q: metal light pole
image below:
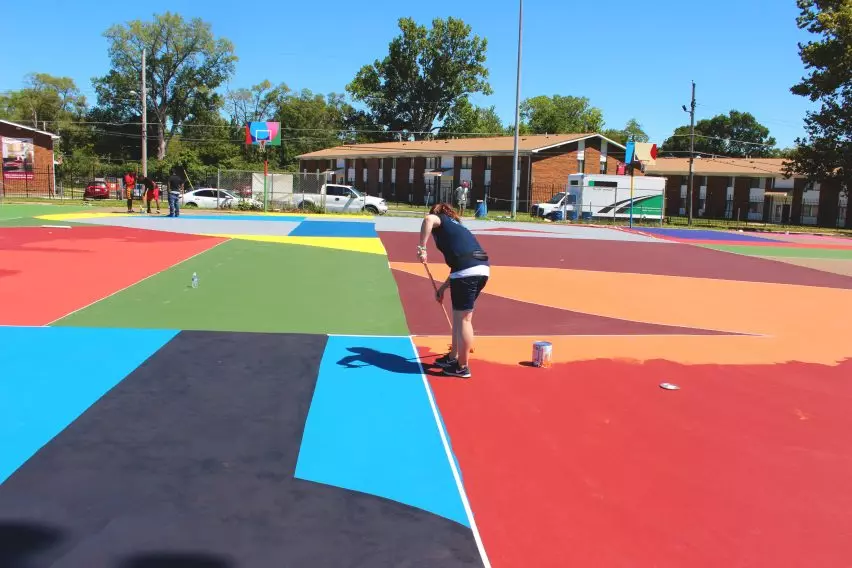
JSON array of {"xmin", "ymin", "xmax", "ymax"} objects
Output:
[
  {"xmin": 510, "ymin": 0, "xmax": 523, "ymax": 218},
  {"xmin": 141, "ymin": 48, "xmax": 147, "ymax": 178},
  {"xmin": 684, "ymin": 81, "xmax": 696, "ymax": 225}
]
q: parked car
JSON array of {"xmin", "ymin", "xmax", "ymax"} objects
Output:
[
  {"xmin": 180, "ymin": 188, "xmax": 262, "ymax": 210},
  {"xmin": 84, "ymin": 180, "xmax": 111, "ymax": 200},
  {"xmin": 295, "ymin": 184, "xmax": 388, "ymax": 214}
]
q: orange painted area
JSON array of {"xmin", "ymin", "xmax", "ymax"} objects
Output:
[
  {"xmin": 393, "ymin": 262, "xmax": 852, "ymax": 337},
  {"xmin": 397, "ymin": 261, "xmax": 852, "ymax": 367}
]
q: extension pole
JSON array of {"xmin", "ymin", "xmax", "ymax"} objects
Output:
[
  {"xmin": 263, "ymin": 158, "xmax": 269, "ymax": 212},
  {"xmin": 629, "ymin": 163, "xmax": 635, "ymax": 229}
]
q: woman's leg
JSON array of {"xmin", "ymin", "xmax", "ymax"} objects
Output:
[{"xmin": 456, "ymin": 310, "xmax": 475, "ymax": 368}]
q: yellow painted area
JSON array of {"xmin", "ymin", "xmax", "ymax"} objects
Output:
[
  {"xmin": 36, "ymin": 212, "xmax": 134, "ymax": 221},
  {"xmin": 210, "ymin": 234, "xmax": 386, "ymax": 255}
]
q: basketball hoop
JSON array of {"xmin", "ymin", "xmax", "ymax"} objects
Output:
[{"xmin": 258, "ymin": 140, "xmax": 267, "ymax": 153}]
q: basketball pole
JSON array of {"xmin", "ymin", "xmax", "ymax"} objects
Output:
[{"xmin": 263, "ymin": 147, "xmax": 268, "ymax": 213}]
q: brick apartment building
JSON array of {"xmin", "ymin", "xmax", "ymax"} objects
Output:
[
  {"xmin": 646, "ymin": 157, "xmax": 849, "ymax": 228},
  {"xmin": 0, "ymin": 120, "xmax": 60, "ymax": 197},
  {"xmin": 297, "ymin": 133, "xmax": 626, "ymax": 210}
]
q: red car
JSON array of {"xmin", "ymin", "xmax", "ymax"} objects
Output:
[{"xmin": 84, "ymin": 180, "xmax": 111, "ymax": 200}]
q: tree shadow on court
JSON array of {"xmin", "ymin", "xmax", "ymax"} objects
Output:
[
  {"xmin": 117, "ymin": 552, "xmax": 235, "ymax": 568},
  {"xmin": 336, "ymin": 347, "xmax": 424, "ymax": 375},
  {"xmin": 0, "ymin": 521, "xmax": 64, "ymax": 568}
]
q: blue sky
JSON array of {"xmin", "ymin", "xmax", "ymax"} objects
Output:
[{"xmin": 3, "ymin": 0, "xmax": 814, "ymax": 147}]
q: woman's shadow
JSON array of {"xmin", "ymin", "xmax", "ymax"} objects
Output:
[{"xmin": 336, "ymin": 347, "xmax": 435, "ymax": 375}]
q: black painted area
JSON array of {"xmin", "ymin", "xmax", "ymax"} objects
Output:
[{"xmin": 0, "ymin": 331, "xmax": 481, "ymax": 568}]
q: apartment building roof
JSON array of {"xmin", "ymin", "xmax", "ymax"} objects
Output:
[
  {"xmin": 297, "ymin": 133, "xmax": 625, "ymax": 159},
  {"xmin": 646, "ymin": 157, "xmax": 797, "ymax": 177}
]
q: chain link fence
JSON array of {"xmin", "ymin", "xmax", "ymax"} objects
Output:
[{"xmin": 201, "ymin": 170, "xmax": 329, "ymax": 212}]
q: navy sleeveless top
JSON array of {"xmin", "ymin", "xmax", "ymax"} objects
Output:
[{"xmin": 432, "ymin": 214, "xmax": 489, "ymax": 272}]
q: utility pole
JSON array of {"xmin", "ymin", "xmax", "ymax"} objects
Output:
[
  {"xmin": 141, "ymin": 48, "xmax": 148, "ymax": 178},
  {"xmin": 510, "ymin": 0, "xmax": 523, "ymax": 218},
  {"xmin": 685, "ymin": 81, "xmax": 696, "ymax": 225}
]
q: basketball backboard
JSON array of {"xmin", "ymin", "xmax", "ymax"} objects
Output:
[{"xmin": 245, "ymin": 122, "xmax": 282, "ymax": 147}]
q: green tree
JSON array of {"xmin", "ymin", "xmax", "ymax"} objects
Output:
[
  {"xmin": 274, "ymin": 90, "xmax": 357, "ymax": 169},
  {"xmin": 438, "ymin": 98, "xmax": 503, "ymax": 137},
  {"xmin": 519, "ymin": 95, "xmax": 604, "ymax": 134},
  {"xmin": 347, "ymin": 17, "xmax": 492, "ymax": 139},
  {"xmin": 660, "ymin": 110, "xmax": 777, "ymax": 158},
  {"xmin": 0, "ymin": 74, "xmax": 92, "ymax": 166},
  {"xmin": 603, "ymin": 118, "xmax": 649, "ymax": 145},
  {"xmin": 93, "ymin": 12, "xmax": 237, "ymax": 160},
  {"xmin": 786, "ymin": 0, "xmax": 852, "ymax": 197}
]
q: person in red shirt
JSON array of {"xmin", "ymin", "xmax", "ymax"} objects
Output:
[
  {"xmin": 141, "ymin": 175, "xmax": 160, "ymax": 214},
  {"xmin": 123, "ymin": 171, "xmax": 136, "ymax": 213}
]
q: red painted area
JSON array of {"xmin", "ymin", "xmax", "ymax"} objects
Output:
[
  {"xmin": 425, "ymin": 350, "xmax": 852, "ymax": 568},
  {"xmin": 0, "ymin": 226, "xmax": 225, "ymax": 325},
  {"xmin": 393, "ymin": 269, "xmax": 726, "ymax": 336},
  {"xmin": 380, "ymin": 231, "xmax": 852, "ymax": 289}
]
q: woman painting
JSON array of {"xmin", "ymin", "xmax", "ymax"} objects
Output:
[{"xmin": 417, "ymin": 203, "xmax": 490, "ymax": 378}]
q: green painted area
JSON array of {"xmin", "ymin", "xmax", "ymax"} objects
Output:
[
  {"xmin": 704, "ymin": 244, "xmax": 852, "ymax": 260},
  {"xmin": 0, "ymin": 203, "xmax": 88, "ymax": 226},
  {"xmin": 54, "ymin": 238, "xmax": 410, "ymax": 335}
]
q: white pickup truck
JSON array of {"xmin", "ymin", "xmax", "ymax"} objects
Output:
[{"xmin": 293, "ymin": 184, "xmax": 388, "ymax": 215}]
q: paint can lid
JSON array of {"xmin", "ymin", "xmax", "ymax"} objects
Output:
[{"xmin": 660, "ymin": 383, "xmax": 680, "ymax": 390}]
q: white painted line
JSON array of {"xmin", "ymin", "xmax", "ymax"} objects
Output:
[
  {"xmin": 0, "ymin": 217, "xmax": 23, "ymax": 222},
  {"xmin": 46, "ymin": 239, "xmax": 230, "ymax": 325},
  {"xmin": 408, "ymin": 336, "xmax": 491, "ymax": 568},
  {"xmin": 41, "ymin": 224, "xmax": 73, "ymax": 229}
]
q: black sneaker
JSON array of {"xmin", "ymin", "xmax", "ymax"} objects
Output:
[
  {"xmin": 442, "ymin": 363, "xmax": 471, "ymax": 379},
  {"xmin": 434, "ymin": 354, "xmax": 458, "ymax": 368}
]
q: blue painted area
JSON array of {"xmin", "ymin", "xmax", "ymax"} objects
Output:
[
  {"xmin": 0, "ymin": 326, "xmax": 178, "ymax": 484},
  {"xmin": 637, "ymin": 227, "xmax": 780, "ymax": 243},
  {"xmin": 161, "ymin": 215, "xmax": 306, "ymax": 222},
  {"xmin": 295, "ymin": 336, "xmax": 468, "ymax": 526},
  {"xmin": 289, "ymin": 220, "xmax": 377, "ymax": 238}
]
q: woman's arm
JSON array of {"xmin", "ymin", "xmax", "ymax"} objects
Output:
[{"xmin": 417, "ymin": 214, "xmax": 442, "ymax": 263}]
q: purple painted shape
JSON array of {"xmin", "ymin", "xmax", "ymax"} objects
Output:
[{"xmin": 635, "ymin": 228, "xmax": 781, "ymax": 243}]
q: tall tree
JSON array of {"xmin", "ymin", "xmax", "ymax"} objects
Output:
[
  {"xmin": 603, "ymin": 118, "xmax": 649, "ymax": 145},
  {"xmin": 519, "ymin": 95, "xmax": 604, "ymax": 134},
  {"xmin": 786, "ymin": 0, "xmax": 852, "ymax": 197},
  {"xmin": 660, "ymin": 110, "xmax": 777, "ymax": 157},
  {"xmin": 93, "ymin": 12, "xmax": 237, "ymax": 159},
  {"xmin": 0, "ymin": 73, "xmax": 87, "ymax": 127},
  {"xmin": 438, "ymin": 98, "xmax": 503, "ymax": 138},
  {"xmin": 226, "ymin": 80, "xmax": 289, "ymax": 125},
  {"xmin": 347, "ymin": 17, "xmax": 491, "ymax": 139}
]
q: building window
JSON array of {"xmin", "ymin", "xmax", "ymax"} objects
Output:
[
  {"xmin": 599, "ymin": 161, "xmax": 607, "ymax": 174},
  {"xmin": 329, "ymin": 159, "xmax": 335, "ymax": 170},
  {"xmin": 750, "ymin": 177, "xmax": 762, "ymax": 188},
  {"xmin": 485, "ymin": 157, "xmax": 492, "ymax": 170},
  {"xmin": 577, "ymin": 159, "xmax": 585, "ymax": 173},
  {"xmin": 461, "ymin": 156, "xmax": 472, "ymax": 169},
  {"xmin": 392, "ymin": 157, "xmax": 397, "ymax": 169},
  {"xmin": 729, "ymin": 176, "xmax": 735, "ymax": 187},
  {"xmin": 378, "ymin": 158, "xmax": 384, "ymax": 170},
  {"xmin": 426, "ymin": 157, "xmax": 440, "ymax": 170}
]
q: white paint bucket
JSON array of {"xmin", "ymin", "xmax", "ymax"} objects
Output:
[{"xmin": 532, "ymin": 341, "xmax": 553, "ymax": 368}]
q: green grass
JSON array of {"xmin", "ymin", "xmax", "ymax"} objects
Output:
[
  {"xmin": 53, "ymin": 238, "xmax": 410, "ymax": 335},
  {"xmin": 702, "ymin": 244, "xmax": 852, "ymax": 260}
]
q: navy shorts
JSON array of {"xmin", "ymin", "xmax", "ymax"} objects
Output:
[{"xmin": 449, "ymin": 276, "xmax": 488, "ymax": 312}]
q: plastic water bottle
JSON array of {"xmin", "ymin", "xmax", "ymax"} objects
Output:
[{"xmin": 191, "ymin": 272, "xmax": 199, "ymax": 289}]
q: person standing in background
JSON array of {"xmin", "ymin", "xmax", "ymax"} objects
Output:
[
  {"xmin": 123, "ymin": 170, "xmax": 136, "ymax": 213},
  {"xmin": 141, "ymin": 175, "xmax": 159, "ymax": 214},
  {"xmin": 454, "ymin": 180, "xmax": 470, "ymax": 217},
  {"xmin": 167, "ymin": 169, "xmax": 184, "ymax": 217}
]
